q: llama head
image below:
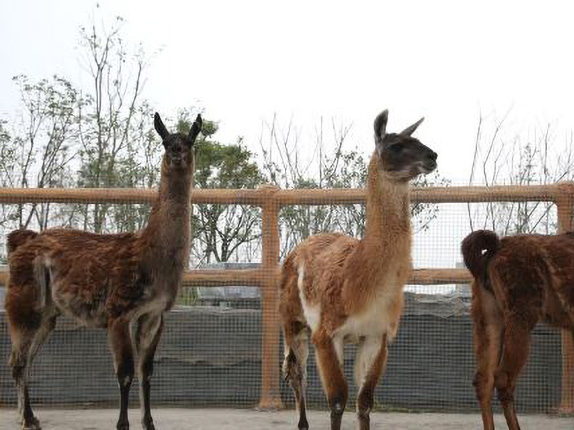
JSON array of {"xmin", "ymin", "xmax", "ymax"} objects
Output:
[
  {"xmin": 373, "ymin": 109, "xmax": 437, "ymax": 181},
  {"xmin": 154, "ymin": 112, "xmax": 202, "ymax": 171}
]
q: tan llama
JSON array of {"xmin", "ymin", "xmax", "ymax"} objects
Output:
[
  {"xmin": 279, "ymin": 109, "xmax": 438, "ymax": 430},
  {"xmin": 5, "ymin": 113, "xmax": 202, "ymax": 430}
]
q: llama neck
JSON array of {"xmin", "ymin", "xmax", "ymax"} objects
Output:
[
  {"xmin": 142, "ymin": 161, "xmax": 193, "ymax": 269},
  {"xmin": 342, "ymin": 154, "xmax": 413, "ymax": 309},
  {"xmin": 362, "ymin": 153, "xmax": 412, "ymax": 261}
]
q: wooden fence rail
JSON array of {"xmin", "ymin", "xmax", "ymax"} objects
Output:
[
  {"xmin": 0, "ymin": 183, "xmax": 564, "ymax": 205},
  {"xmin": 0, "ymin": 181, "xmax": 573, "ymax": 411}
]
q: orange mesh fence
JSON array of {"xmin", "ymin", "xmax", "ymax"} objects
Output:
[{"xmin": 0, "ymin": 182, "xmax": 572, "ymax": 413}]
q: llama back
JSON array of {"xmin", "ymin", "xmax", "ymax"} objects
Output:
[
  {"xmin": 279, "ymin": 233, "xmax": 355, "ymax": 324},
  {"xmin": 278, "ymin": 234, "xmax": 342, "ymax": 309},
  {"xmin": 7, "ymin": 229, "xmax": 38, "ymax": 255},
  {"xmin": 288, "ymin": 233, "xmax": 356, "ymax": 291}
]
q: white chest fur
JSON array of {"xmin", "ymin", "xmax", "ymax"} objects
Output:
[
  {"xmin": 335, "ymin": 277, "xmax": 403, "ymax": 343},
  {"xmin": 297, "ymin": 263, "xmax": 322, "ymax": 333}
]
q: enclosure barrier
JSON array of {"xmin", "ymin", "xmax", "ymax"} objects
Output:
[{"xmin": 0, "ymin": 182, "xmax": 573, "ymax": 411}]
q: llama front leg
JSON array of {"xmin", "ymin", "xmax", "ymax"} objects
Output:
[
  {"xmin": 282, "ymin": 321, "xmax": 310, "ymax": 430},
  {"xmin": 354, "ymin": 334, "xmax": 388, "ymax": 430},
  {"xmin": 109, "ymin": 319, "xmax": 135, "ymax": 430},
  {"xmin": 135, "ymin": 313, "xmax": 164, "ymax": 430},
  {"xmin": 495, "ymin": 318, "xmax": 532, "ymax": 430},
  {"xmin": 313, "ymin": 332, "xmax": 348, "ymax": 430}
]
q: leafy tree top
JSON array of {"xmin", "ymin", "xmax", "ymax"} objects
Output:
[{"xmin": 176, "ymin": 111, "xmax": 263, "ymax": 190}]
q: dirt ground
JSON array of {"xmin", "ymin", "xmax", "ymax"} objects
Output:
[{"xmin": 1, "ymin": 408, "xmax": 573, "ymax": 430}]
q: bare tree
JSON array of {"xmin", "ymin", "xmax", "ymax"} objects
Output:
[
  {"xmin": 467, "ymin": 110, "xmax": 574, "ymax": 235},
  {"xmin": 259, "ymin": 115, "xmax": 351, "ymax": 256},
  {"xmin": 3, "ymin": 75, "xmax": 81, "ymax": 230},
  {"xmin": 259, "ymin": 114, "xmax": 447, "ymax": 257},
  {"xmin": 0, "ymin": 15, "xmax": 160, "ymax": 239},
  {"xmin": 76, "ymin": 16, "xmax": 152, "ymax": 233}
]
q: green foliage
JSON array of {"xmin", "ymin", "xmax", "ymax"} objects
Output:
[
  {"xmin": 194, "ymin": 140, "xmax": 262, "ymax": 189},
  {"xmin": 176, "ymin": 110, "xmax": 264, "ymax": 263},
  {"xmin": 0, "ymin": 12, "xmax": 450, "ymax": 267}
]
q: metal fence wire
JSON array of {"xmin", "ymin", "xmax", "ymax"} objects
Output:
[{"xmin": 0, "ymin": 182, "xmax": 573, "ymax": 414}]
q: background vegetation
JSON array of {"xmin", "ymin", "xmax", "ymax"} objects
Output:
[{"xmin": 2, "ymin": 15, "xmax": 571, "ymax": 266}]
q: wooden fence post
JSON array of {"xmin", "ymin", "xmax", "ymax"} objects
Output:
[
  {"xmin": 557, "ymin": 183, "xmax": 574, "ymax": 413},
  {"xmin": 258, "ymin": 184, "xmax": 283, "ymax": 409}
]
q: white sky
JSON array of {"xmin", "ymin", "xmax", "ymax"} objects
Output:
[
  {"xmin": 2, "ymin": 0, "xmax": 574, "ymax": 182},
  {"xmin": 1, "ymin": 0, "xmax": 574, "ymax": 271}
]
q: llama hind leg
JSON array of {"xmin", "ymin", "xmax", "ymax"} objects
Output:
[
  {"xmin": 282, "ymin": 321, "xmax": 310, "ymax": 430},
  {"xmin": 472, "ymin": 290, "xmax": 503, "ymax": 430},
  {"xmin": 134, "ymin": 313, "xmax": 164, "ymax": 430},
  {"xmin": 495, "ymin": 318, "xmax": 532, "ymax": 430},
  {"xmin": 7, "ymin": 305, "xmax": 55, "ymax": 429},
  {"xmin": 109, "ymin": 319, "xmax": 135, "ymax": 430},
  {"xmin": 313, "ymin": 332, "xmax": 348, "ymax": 430},
  {"xmin": 354, "ymin": 334, "xmax": 388, "ymax": 430},
  {"xmin": 9, "ymin": 335, "xmax": 41, "ymax": 430}
]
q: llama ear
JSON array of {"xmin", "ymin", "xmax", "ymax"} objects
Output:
[
  {"xmin": 374, "ymin": 109, "xmax": 388, "ymax": 142},
  {"xmin": 154, "ymin": 113, "xmax": 169, "ymax": 140},
  {"xmin": 188, "ymin": 114, "xmax": 202, "ymax": 145},
  {"xmin": 400, "ymin": 117, "xmax": 424, "ymax": 136}
]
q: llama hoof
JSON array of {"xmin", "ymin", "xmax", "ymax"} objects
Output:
[
  {"xmin": 116, "ymin": 421, "xmax": 129, "ymax": 430},
  {"xmin": 22, "ymin": 416, "xmax": 41, "ymax": 430},
  {"xmin": 142, "ymin": 416, "xmax": 156, "ymax": 430}
]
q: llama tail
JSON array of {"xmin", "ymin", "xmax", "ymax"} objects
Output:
[
  {"xmin": 7, "ymin": 229, "xmax": 50, "ymax": 307},
  {"xmin": 7, "ymin": 229, "xmax": 38, "ymax": 255},
  {"xmin": 461, "ymin": 229, "xmax": 500, "ymax": 288},
  {"xmin": 279, "ymin": 252, "xmax": 297, "ymax": 292}
]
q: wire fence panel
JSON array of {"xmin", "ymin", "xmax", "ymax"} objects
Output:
[{"xmin": 0, "ymin": 183, "xmax": 573, "ymax": 414}]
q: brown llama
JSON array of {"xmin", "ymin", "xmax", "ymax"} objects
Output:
[
  {"xmin": 462, "ymin": 229, "xmax": 574, "ymax": 430},
  {"xmin": 5, "ymin": 113, "xmax": 202, "ymax": 430},
  {"xmin": 279, "ymin": 109, "xmax": 438, "ymax": 430}
]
